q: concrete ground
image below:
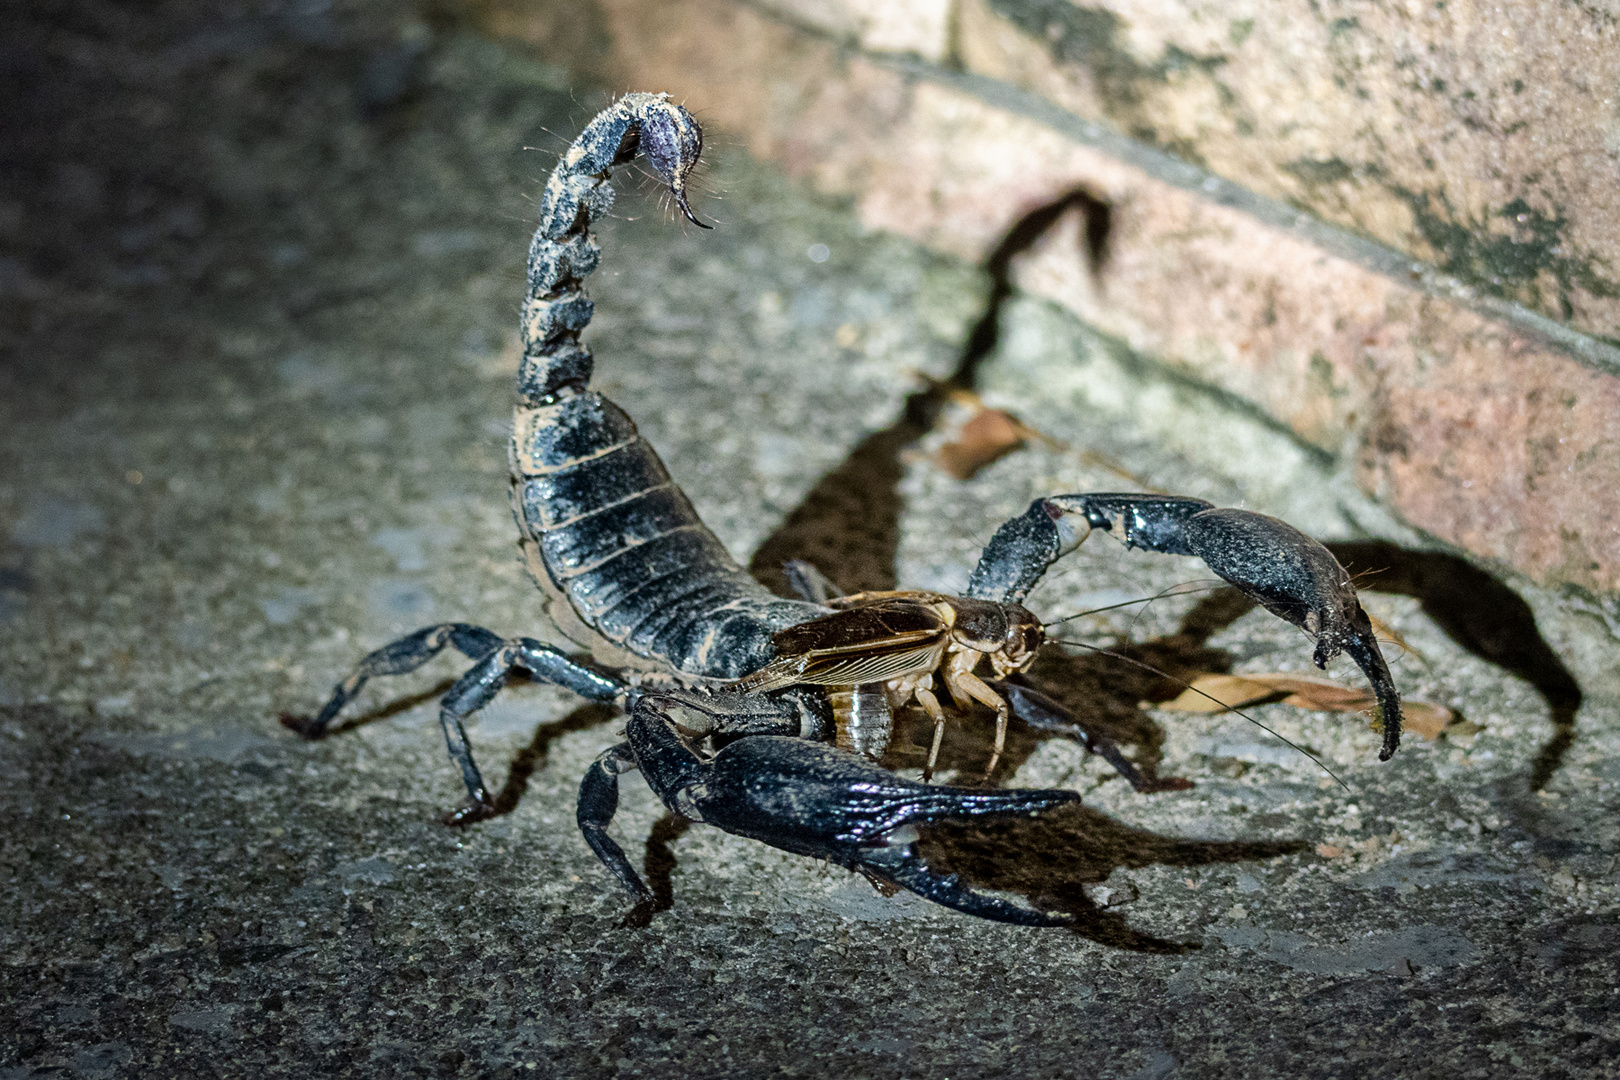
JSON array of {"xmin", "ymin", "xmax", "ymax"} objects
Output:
[{"xmin": 3, "ymin": 2, "xmax": 1618, "ymax": 1077}]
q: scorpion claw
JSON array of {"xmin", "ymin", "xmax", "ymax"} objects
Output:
[
  {"xmin": 606, "ymin": 692, "xmax": 1081, "ymax": 925},
  {"xmin": 1342, "ymin": 630, "xmax": 1403, "ymax": 761},
  {"xmin": 970, "ymin": 494, "xmax": 1405, "ymax": 759},
  {"xmin": 856, "ymin": 847, "xmax": 1075, "ymax": 927},
  {"xmin": 1083, "ymin": 494, "xmax": 1404, "ymax": 756}
]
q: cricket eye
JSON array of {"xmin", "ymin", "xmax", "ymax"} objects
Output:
[{"xmin": 1010, "ymin": 620, "xmax": 1043, "ymax": 660}]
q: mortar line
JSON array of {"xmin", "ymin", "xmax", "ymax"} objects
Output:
[{"xmin": 888, "ymin": 59, "xmax": 1620, "ymax": 381}]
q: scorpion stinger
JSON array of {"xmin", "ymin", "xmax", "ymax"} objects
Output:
[{"xmin": 967, "ymin": 494, "xmax": 1405, "ymax": 760}]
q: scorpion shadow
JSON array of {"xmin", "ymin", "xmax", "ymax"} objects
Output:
[
  {"xmin": 749, "ymin": 189, "xmax": 1112, "ymax": 596},
  {"xmin": 1324, "ymin": 541, "xmax": 1582, "ymax": 791}
]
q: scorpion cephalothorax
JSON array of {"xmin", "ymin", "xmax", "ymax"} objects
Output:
[{"xmin": 285, "ymin": 93, "xmax": 1405, "ymax": 926}]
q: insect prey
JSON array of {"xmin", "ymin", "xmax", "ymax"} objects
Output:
[{"xmin": 729, "ymin": 590, "xmax": 1045, "ymax": 778}]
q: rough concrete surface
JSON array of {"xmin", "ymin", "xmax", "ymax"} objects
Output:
[{"xmin": 3, "ymin": 2, "xmax": 1620, "ymax": 1077}]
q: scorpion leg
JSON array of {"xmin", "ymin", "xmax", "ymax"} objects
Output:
[
  {"xmin": 608, "ymin": 691, "xmax": 1082, "ymax": 925},
  {"xmin": 439, "ymin": 638, "xmax": 628, "ymax": 826},
  {"xmin": 991, "ymin": 676, "xmax": 1193, "ymax": 793},
  {"xmin": 286, "ymin": 626, "xmax": 627, "ymax": 825},
  {"xmin": 967, "ymin": 494, "xmax": 1404, "ymax": 759},
  {"xmin": 577, "ymin": 742, "xmax": 652, "ymax": 902},
  {"xmin": 575, "ymin": 686, "xmax": 809, "ymax": 904},
  {"xmin": 281, "ymin": 623, "xmax": 507, "ymax": 739}
]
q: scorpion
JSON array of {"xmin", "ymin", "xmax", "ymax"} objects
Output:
[{"xmin": 285, "ymin": 93, "xmax": 1405, "ymax": 926}]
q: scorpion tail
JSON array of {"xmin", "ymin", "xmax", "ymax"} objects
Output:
[
  {"xmin": 510, "ymin": 96, "xmax": 820, "ymax": 679},
  {"xmin": 519, "ymin": 92, "xmax": 707, "ymax": 407}
]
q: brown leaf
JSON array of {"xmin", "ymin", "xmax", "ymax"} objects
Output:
[
  {"xmin": 1154, "ymin": 671, "xmax": 1457, "ymax": 740},
  {"xmin": 932, "ymin": 408, "xmax": 1027, "ymax": 480},
  {"xmin": 1401, "ymin": 701, "xmax": 1458, "ymax": 740},
  {"xmin": 1154, "ymin": 673, "xmax": 1293, "ymax": 713},
  {"xmin": 914, "ymin": 373, "xmax": 1068, "ymax": 481}
]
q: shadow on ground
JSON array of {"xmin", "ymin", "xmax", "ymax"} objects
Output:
[{"xmin": 1327, "ymin": 541, "xmax": 1582, "ymax": 791}]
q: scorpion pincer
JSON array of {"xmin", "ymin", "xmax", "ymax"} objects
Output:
[{"xmin": 284, "ymin": 92, "xmax": 1406, "ymax": 926}]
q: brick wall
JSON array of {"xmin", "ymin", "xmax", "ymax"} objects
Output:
[{"xmin": 473, "ymin": 0, "xmax": 1620, "ymax": 603}]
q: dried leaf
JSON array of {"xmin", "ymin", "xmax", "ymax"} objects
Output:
[
  {"xmin": 1401, "ymin": 701, "xmax": 1457, "ymax": 740},
  {"xmin": 1154, "ymin": 671, "xmax": 1458, "ymax": 740},
  {"xmin": 933, "ymin": 408, "xmax": 1026, "ymax": 480},
  {"xmin": 913, "ymin": 374, "xmax": 1068, "ymax": 481},
  {"xmin": 1154, "ymin": 674, "xmax": 1292, "ymax": 714}
]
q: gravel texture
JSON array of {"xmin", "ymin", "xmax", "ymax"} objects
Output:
[{"xmin": 3, "ymin": 2, "xmax": 1618, "ymax": 1077}]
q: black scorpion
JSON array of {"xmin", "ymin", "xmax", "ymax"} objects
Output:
[{"xmin": 285, "ymin": 93, "xmax": 1405, "ymax": 926}]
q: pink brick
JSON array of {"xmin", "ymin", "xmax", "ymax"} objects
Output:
[{"xmin": 756, "ymin": 0, "xmax": 952, "ymax": 62}]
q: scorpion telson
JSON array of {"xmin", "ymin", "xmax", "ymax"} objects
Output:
[{"xmin": 285, "ymin": 92, "xmax": 1405, "ymax": 926}]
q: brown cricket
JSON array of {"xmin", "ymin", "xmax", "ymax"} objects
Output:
[{"xmin": 728, "ymin": 590, "xmax": 1045, "ymax": 777}]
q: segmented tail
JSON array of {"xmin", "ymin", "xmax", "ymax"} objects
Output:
[
  {"xmin": 509, "ymin": 94, "xmax": 823, "ymax": 679},
  {"xmin": 518, "ymin": 92, "xmax": 707, "ymax": 407}
]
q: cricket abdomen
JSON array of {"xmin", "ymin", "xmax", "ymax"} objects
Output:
[{"xmin": 831, "ymin": 682, "xmax": 893, "ymax": 761}]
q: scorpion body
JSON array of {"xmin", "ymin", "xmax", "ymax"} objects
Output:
[{"xmin": 287, "ymin": 93, "xmax": 1406, "ymax": 925}]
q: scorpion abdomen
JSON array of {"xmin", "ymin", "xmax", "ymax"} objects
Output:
[{"xmin": 510, "ymin": 391, "xmax": 820, "ymax": 678}]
